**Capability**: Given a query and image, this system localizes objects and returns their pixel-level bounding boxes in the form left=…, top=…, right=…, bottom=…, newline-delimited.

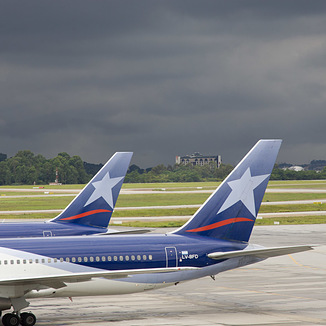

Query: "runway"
left=30, top=224, right=326, bottom=326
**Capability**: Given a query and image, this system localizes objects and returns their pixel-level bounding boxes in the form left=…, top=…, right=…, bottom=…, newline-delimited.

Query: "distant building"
left=284, top=165, right=305, bottom=172
left=176, top=152, right=221, bottom=168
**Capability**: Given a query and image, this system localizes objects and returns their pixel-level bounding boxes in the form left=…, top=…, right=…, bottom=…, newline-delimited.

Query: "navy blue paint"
left=0, top=234, right=247, bottom=270
left=0, top=222, right=107, bottom=238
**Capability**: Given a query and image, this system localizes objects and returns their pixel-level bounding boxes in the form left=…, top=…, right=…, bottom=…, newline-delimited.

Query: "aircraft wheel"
left=20, top=312, right=36, bottom=326
left=2, top=313, right=20, bottom=326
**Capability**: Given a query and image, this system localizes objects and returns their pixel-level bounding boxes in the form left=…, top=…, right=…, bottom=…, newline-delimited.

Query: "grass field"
left=110, top=215, right=326, bottom=228
left=1, top=181, right=326, bottom=226
left=1, top=193, right=326, bottom=213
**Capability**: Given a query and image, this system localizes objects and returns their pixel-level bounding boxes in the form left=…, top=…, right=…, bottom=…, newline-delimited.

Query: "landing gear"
left=1, top=312, right=36, bottom=326
left=2, top=313, right=20, bottom=326
left=20, top=313, right=36, bottom=326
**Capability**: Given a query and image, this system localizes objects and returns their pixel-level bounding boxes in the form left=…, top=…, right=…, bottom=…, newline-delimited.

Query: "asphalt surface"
left=25, top=224, right=326, bottom=326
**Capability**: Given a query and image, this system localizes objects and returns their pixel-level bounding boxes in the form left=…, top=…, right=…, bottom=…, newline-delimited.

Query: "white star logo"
left=84, top=172, right=124, bottom=208
left=217, top=168, right=270, bottom=217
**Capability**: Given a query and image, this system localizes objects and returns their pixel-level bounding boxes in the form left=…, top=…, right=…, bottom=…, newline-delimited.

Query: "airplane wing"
left=0, top=266, right=199, bottom=289
left=208, top=245, right=314, bottom=260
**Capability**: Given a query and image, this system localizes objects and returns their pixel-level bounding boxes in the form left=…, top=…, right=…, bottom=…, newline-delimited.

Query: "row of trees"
left=0, top=151, right=234, bottom=185
left=124, top=163, right=233, bottom=183
left=2, top=150, right=326, bottom=185
left=270, top=166, right=326, bottom=180
left=125, top=163, right=326, bottom=183
left=0, top=151, right=90, bottom=185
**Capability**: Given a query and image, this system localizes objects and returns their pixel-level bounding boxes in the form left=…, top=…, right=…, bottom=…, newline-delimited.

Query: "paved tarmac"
left=26, top=224, right=326, bottom=326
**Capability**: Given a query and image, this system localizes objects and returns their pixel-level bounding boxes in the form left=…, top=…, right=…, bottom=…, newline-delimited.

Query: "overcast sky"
left=2, top=1, right=326, bottom=167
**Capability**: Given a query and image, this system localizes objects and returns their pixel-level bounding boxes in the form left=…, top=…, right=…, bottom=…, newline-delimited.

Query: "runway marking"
left=288, top=254, right=307, bottom=267
left=288, top=254, right=326, bottom=271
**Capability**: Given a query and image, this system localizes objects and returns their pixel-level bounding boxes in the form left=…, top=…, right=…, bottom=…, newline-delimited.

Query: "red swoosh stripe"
left=186, top=217, right=253, bottom=233
left=59, top=209, right=112, bottom=221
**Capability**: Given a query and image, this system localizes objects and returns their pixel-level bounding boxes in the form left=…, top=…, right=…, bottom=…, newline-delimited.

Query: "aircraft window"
left=78, top=257, right=82, bottom=262
left=48, top=258, right=51, bottom=263
left=41, top=259, right=45, bottom=263
left=131, top=255, right=135, bottom=261
left=29, top=259, right=33, bottom=264
left=17, top=260, right=20, bottom=264
left=72, top=257, right=76, bottom=263
left=137, top=255, right=141, bottom=261
left=96, top=256, right=100, bottom=262
left=113, top=256, right=118, bottom=261
left=107, top=256, right=112, bottom=261
left=149, top=255, right=153, bottom=260
left=143, top=255, right=147, bottom=261
left=23, top=260, right=26, bottom=264
left=90, top=257, right=94, bottom=262
left=84, top=257, right=88, bottom=262
left=4, top=260, right=7, bottom=265
left=102, top=256, right=106, bottom=262
left=60, top=258, right=64, bottom=262
left=11, top=260, right=14, bottom=265
left=66, top=257, right=70, bottom=263
left=119, top=256, right=123, bottom=261
left=125, top=256, right=129, bottom=261
left=35, top=259, right=39, bottom=264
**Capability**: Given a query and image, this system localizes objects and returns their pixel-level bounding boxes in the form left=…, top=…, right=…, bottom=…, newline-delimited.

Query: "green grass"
left=1, top=180, right=326, bottom=190
left=115, top=193, right=210, bottom=207
left=1, top=192, right=326, bottom=207
left=255, top=215, right=326, bottom=225
left=0, top=185, right=84, bottom=190
left=110, top=215, right=326, bottom=228
left=1, top=191, right=326, bottom=215
left=112, top=208, right=196, bottom=218
left=122, top=182, right=220, bottom=189
left=0, top=213, right=57, bottom=219
left=114, top=203, right=326, bottom=217
left=2, top=180, right=326, bottom=227
left=0, top=197, right=73, bottom=210
left=0, top=192, right=75, bottom=196
left=110, top=220, right=186, bottom=228
left=259, top=203, right=326, bottom=213
left=268, top=180, right=326, bottom=188
left=263, top=193, right=326, bottom=202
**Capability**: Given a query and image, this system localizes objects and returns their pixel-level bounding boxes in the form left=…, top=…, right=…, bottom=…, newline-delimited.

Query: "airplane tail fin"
left=173, top=140, right=281, bottom=242
left=51, top=152, right=133, bottom=229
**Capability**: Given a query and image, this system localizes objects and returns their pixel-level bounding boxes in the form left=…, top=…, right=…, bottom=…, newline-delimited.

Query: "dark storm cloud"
left=1, top=1, right=326, bottom=166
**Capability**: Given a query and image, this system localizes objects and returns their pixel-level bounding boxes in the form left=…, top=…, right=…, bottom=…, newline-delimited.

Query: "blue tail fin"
left=51, top=152, right=132, bottom=229
left=173, top=140, right=281, bottom=242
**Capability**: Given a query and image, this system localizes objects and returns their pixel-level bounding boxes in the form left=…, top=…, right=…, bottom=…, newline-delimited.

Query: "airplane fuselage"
left=0, top=222, right=107, bottom=238
left=0, top=234, right=257, bottom=300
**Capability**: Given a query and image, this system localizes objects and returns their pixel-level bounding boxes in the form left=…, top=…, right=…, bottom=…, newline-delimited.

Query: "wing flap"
left=208, top=245, right=314, bottom=260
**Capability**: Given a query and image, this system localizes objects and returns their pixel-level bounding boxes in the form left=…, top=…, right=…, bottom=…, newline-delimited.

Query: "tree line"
left=0, top=151, right=90, bottom=185
left=124, top=163, right=234, bottom=183
left=125, top=163, right=326, bottom=183
left=1, top=151, right=326, bottom=185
